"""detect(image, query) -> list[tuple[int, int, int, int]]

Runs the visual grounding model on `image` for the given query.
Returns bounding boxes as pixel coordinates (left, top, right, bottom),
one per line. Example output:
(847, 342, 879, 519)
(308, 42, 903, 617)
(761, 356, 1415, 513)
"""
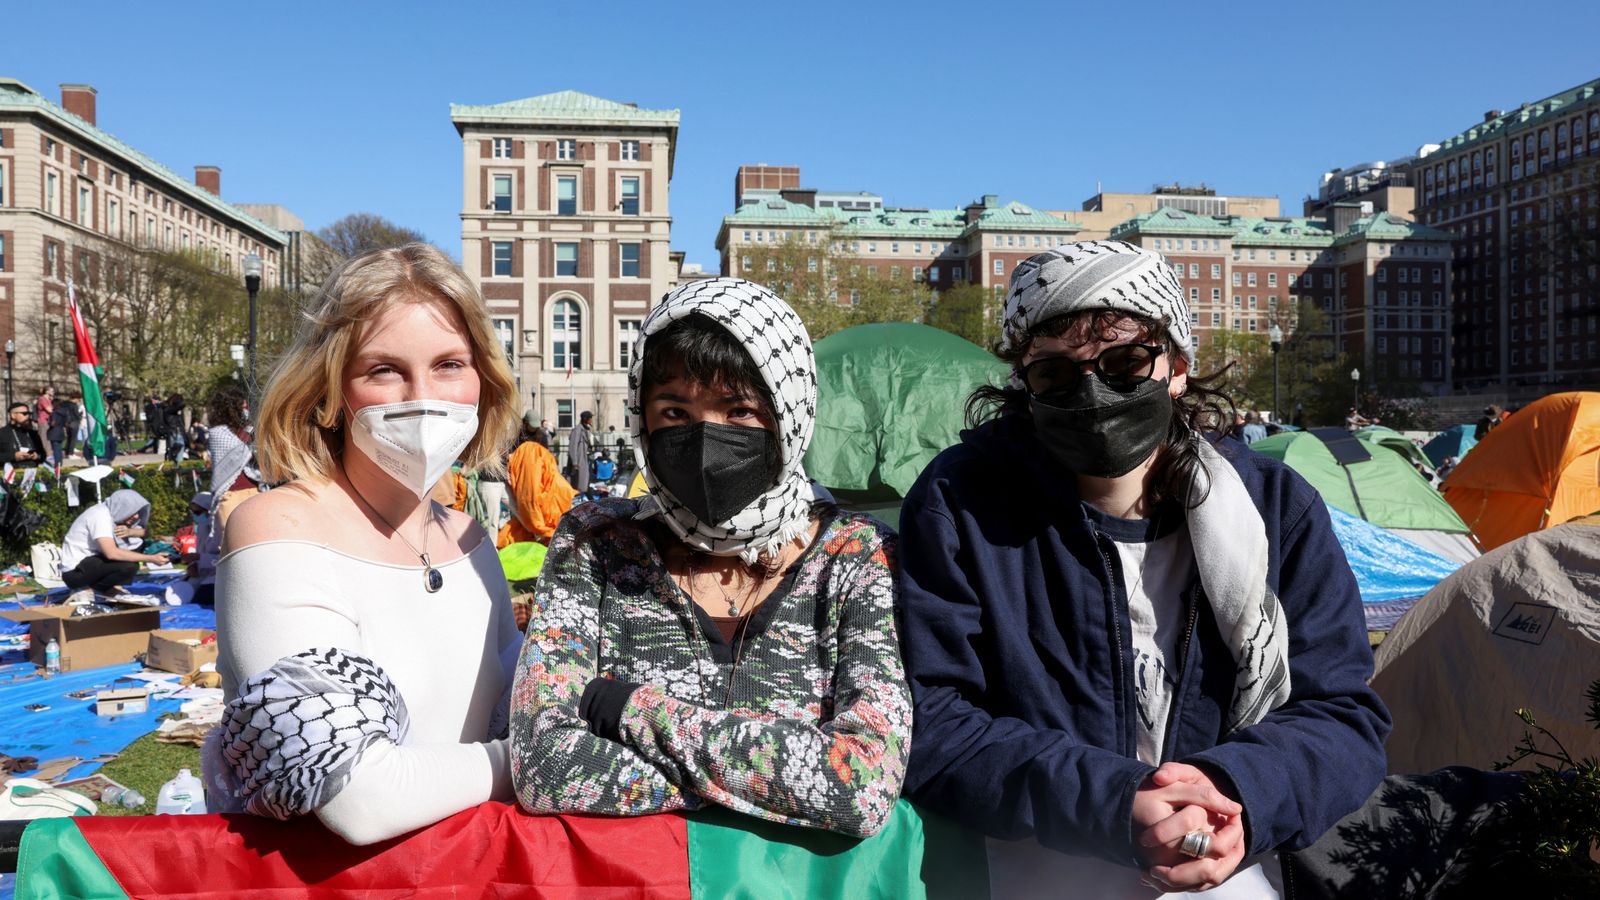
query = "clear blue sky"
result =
(8, 1, 1597, 270)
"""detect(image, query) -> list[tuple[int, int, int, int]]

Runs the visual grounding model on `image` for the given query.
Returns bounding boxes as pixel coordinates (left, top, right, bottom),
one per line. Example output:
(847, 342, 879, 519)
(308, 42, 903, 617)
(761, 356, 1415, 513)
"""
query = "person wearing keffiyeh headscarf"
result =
(507, 277, 913, 838)
(896, 241, 1390, 897)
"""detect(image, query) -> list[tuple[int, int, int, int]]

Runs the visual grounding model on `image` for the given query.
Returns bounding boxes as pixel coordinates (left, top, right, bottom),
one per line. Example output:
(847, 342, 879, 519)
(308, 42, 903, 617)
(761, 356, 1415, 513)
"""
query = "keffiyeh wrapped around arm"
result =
(202, 648, 410, 820)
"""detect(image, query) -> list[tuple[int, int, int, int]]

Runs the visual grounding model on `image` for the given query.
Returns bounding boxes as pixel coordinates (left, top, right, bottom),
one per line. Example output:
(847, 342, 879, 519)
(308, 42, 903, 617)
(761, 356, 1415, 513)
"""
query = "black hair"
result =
(207, 385, 249, 431)
(966, 309, 1235, 514)
(638, 313, 783, 493)
(8, 402, 29, 414)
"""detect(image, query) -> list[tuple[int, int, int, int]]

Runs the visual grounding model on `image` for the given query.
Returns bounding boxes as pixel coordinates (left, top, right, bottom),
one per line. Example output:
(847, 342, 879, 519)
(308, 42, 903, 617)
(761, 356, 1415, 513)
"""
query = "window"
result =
(492, 138, 513, 159)
(552, 299, 582, 369)
(557, 139, 576, 161)
(808, 257, 819, 273)
(557, 400, 574, 429)
(493, 174, 512, 213)
(619, 242, 640, 277)
(1211, 312, 1221, 326)
(620, 140, 639, 161)
(45, 171, 58, 215)
(108, 198, 119, 236)
(491, 316, 516, 362)
(1267, 272, 1277, 287)
(492, 240, 513, 276)
(1188, 263, 1199, 278)
(617, 319, 641, 368)
(1248, 295, 1257, 309)
(849, 289, 861, 306)
(1189, 287, 1199, 301)
(993, 259, 1003, 276)
(555, 242, 578, 276)
(620, 177, 640, 216)
(0, 235, 5, 271)
(557, 176, 576, 215)
(1232, 272, 1241, 286)
(1211, 288, 1221, 301)
(1211, 264, 1221, 278)
(165, 224, 173, 248)
(46, 242, 57, 277)
(740, 255, 752, 273)
(1247, 273, 1257, 287)
(890, 266, 901, 279)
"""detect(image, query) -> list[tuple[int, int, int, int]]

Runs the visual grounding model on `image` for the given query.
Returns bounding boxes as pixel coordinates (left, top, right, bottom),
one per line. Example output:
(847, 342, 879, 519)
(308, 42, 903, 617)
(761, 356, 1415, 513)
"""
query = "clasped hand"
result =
(1132, 762, 1246, 893)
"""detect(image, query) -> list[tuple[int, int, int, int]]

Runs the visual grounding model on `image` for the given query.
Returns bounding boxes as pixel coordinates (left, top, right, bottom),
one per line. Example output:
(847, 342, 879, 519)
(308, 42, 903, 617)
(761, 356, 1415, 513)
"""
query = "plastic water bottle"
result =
(101, 785, 146, 808)
(44, 637, 60, 675)
(155, 768, 207, 815)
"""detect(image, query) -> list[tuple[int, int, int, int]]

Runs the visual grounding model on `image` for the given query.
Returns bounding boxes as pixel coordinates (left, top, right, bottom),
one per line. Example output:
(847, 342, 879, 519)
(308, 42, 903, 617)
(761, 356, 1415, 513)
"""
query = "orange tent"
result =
(496, 440, 577, 548)
(1441, 391, 1600, 551)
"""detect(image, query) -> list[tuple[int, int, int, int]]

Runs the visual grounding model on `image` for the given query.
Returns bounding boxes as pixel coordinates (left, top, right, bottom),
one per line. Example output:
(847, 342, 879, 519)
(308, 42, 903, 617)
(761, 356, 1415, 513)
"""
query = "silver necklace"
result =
(344, 467, 444, 593)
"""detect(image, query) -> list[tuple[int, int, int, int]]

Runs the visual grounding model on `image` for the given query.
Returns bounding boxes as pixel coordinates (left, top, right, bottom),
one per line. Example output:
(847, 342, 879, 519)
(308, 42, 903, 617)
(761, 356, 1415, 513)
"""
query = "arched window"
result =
(551, 298, 583, 370)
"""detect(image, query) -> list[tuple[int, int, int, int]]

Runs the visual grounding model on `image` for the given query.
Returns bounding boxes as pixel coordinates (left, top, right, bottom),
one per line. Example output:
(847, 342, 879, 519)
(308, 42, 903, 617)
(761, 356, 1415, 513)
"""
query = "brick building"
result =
(0, 79, 286, 388)
(1110, 204, 1456, 393)
(1412, 76, 1600, 396)
(717, 166, 1082, 300)
(451, 90, 685, 432)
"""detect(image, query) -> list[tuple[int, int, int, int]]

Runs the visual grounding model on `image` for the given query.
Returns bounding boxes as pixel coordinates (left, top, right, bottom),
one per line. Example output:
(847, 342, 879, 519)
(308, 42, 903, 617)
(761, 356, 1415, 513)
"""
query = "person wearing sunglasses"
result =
(0, 402, 46, 467)
(897, 241, 1389, 897)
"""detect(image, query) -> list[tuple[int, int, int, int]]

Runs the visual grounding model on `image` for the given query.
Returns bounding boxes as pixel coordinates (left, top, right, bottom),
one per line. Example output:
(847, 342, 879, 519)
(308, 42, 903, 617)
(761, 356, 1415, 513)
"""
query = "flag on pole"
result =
(67, 281, 110, 459)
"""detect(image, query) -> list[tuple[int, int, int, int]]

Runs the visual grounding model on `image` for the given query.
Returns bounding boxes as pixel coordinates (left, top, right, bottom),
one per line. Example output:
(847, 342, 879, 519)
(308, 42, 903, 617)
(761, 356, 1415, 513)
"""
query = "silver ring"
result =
(1179, 830, 1212, 859)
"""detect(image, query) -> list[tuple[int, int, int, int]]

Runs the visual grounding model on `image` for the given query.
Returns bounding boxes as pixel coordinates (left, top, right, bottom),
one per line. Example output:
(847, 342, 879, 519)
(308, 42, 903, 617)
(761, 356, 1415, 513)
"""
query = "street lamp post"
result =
(4, 340, 14, 410)
(1267, 323, 1282, 425)
(242, 254, 263, 393)
(1350, 367, 1360, 409)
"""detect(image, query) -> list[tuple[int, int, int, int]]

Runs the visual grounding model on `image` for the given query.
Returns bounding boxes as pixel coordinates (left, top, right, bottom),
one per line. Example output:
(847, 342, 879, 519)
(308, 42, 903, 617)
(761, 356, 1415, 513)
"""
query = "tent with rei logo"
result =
(1370, 514, 1600, 774)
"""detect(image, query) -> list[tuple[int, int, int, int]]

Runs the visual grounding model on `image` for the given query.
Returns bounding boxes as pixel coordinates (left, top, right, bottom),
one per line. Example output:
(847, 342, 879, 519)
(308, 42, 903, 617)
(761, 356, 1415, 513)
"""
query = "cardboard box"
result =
(0, 605, 161, 672)
(146, 629, 219, 675)
(95, 687, 149, 716)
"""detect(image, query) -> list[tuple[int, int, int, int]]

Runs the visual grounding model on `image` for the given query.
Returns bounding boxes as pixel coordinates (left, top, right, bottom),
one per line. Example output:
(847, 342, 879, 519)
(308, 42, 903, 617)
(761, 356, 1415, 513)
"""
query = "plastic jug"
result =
(155, 768, 206, 815)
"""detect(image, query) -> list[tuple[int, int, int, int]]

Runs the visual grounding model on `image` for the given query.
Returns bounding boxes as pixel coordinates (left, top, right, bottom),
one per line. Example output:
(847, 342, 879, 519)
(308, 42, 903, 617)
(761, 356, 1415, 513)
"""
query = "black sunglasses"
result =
(1019, 343, 1167, 397)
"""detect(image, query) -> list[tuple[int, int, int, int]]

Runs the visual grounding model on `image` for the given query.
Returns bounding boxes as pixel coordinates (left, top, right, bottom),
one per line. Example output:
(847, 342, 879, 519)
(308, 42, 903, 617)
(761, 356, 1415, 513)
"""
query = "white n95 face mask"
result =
(347, 399, 479, 500)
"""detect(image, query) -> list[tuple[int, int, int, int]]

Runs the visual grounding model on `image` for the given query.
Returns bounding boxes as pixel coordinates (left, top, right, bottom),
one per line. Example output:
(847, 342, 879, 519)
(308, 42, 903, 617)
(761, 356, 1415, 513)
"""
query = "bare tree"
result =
(317, 213, 429, 259)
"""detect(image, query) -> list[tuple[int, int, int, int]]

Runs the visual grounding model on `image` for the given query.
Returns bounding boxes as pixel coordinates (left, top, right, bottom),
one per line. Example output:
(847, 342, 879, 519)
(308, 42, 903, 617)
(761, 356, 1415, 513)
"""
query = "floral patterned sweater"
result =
(510, 498, 911, 837)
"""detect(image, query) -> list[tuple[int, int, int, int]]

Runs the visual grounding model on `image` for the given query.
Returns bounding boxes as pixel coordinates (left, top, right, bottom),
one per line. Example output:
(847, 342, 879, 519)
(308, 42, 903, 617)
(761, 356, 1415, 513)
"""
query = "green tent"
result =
(1251, 431, 1470, 533)
(1354, 426, 1433, 471)
(805, 323, 1008, 527)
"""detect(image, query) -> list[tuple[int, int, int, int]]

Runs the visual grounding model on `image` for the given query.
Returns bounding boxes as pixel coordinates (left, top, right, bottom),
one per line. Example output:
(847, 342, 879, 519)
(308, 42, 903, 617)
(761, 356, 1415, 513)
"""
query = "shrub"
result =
(2, 461, 210, 564)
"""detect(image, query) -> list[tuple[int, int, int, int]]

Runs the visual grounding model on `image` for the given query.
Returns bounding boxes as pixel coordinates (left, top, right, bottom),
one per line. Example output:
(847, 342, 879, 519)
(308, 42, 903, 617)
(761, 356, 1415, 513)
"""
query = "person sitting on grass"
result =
(59, 489, 170, 596)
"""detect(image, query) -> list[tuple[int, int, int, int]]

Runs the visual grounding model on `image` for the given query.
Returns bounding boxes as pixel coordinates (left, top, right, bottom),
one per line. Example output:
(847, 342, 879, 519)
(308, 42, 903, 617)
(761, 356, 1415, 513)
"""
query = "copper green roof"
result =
(1228, 216, 1335, 247)
(449, 90, 680, 127)
(1109, 207, 1237, 238)
(966, 199, 1081, 232)
(1434, 76, 1600, 156)
(0, 78, 286, 245)
(1331, 211, 1456, 246)
(717, 197, 1079, 249)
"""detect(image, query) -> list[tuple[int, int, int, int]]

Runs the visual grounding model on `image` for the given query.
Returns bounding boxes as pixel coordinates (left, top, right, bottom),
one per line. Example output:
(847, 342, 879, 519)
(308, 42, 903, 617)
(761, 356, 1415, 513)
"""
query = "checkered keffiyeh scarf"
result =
(1001, 240, 1193, 363)
(202, 648, 412, 820)
(627, 277, 830, 565)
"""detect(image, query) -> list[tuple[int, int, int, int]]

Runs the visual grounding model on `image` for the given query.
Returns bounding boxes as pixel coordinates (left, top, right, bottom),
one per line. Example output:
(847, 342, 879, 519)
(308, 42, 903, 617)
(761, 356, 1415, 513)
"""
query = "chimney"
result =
(60, 84, 97, 126)
(1483, 109, 1503, 122)
(194, 165, 221, 196)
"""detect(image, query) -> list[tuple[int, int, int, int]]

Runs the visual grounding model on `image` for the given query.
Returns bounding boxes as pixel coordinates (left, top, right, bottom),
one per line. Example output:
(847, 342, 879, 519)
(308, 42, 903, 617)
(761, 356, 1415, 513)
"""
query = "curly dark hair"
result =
(966, 309, 1236, 513)
(207, 385, 250, 431)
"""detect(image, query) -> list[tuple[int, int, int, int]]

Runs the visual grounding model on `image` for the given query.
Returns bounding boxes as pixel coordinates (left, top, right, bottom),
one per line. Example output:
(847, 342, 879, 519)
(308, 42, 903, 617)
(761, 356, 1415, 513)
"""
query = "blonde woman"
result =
(204, 243, 523, 845)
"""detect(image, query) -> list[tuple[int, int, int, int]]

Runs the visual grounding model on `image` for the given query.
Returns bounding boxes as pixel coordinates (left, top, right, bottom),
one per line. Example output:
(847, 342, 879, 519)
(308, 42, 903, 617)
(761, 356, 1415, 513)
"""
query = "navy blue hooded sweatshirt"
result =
(897, 416, 1391, 867)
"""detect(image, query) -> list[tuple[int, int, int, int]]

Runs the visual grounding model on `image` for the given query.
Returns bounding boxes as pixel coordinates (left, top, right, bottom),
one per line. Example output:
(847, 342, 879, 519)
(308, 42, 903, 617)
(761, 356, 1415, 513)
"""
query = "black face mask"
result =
(647, 422, 782, 524)
(1030, 374, 1173, 478)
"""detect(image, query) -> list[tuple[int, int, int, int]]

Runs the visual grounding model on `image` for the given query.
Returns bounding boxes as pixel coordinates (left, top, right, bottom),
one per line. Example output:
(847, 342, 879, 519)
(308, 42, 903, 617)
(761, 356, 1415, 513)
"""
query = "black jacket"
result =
(46, 401, 80, 442)
(0, 424, 45, 466)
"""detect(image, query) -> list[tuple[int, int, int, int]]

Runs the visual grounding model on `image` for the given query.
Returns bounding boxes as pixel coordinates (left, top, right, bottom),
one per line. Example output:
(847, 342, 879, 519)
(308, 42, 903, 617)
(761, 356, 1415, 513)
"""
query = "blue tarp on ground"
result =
(1325, 503, 1462, 631)
(0, 599, 215, 785)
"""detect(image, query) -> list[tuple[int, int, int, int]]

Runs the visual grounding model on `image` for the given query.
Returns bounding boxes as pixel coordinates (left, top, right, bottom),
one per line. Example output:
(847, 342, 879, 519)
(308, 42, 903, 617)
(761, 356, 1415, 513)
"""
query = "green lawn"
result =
(93, 733, 201, 816)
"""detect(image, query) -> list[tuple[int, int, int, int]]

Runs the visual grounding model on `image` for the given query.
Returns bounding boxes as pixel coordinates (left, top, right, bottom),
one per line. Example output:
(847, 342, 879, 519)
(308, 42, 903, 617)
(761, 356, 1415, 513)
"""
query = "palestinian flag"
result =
(118, 469, 135, 488)
(16, 800, 987, 898)
(66, 281, 110, 460)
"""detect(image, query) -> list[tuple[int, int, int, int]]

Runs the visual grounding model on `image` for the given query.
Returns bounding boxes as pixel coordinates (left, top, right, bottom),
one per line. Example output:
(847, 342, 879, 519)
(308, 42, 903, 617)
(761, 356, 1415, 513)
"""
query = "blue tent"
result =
(1421, 423, 1477, 468)
(1324, 503, 1463, 631)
